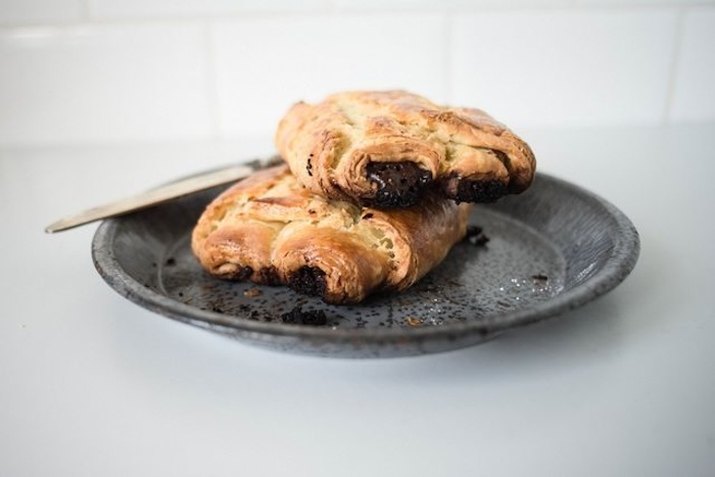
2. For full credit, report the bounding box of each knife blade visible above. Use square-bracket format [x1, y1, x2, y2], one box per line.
[45, 163, 254, 233]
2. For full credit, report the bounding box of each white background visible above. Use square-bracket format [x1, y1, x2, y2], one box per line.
[0, 0, 714, 146]
[1, 0, 714, 476]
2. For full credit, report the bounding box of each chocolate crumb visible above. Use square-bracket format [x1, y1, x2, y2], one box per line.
[211, 306, 223, 313]
[306, 157, 313, 176]
[474, 235, 490, 246]
[464, 225, 490, 247]
[466, 225, 482, 236]
[531, 274, 549, 281]
[280, 307, 327, 326]
[243, 287, 262, 298]
[165, 257, 176, 266]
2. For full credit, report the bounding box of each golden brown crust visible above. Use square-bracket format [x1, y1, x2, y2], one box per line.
[192, 165, 471, 304]
[275, 90, 536, 206]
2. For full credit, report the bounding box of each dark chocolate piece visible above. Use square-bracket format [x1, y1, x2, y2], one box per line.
[288, 266, 327, 299]
[280, 306, 328, 326]
[234, 265, 254, 280]
[364, 161, 432, 208]
[256, 266, 281, 285]
[463, 225, 490, 247]
[440, 174, 507, 203]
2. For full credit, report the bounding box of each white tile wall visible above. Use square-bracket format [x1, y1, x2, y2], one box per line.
[0, 24, 212, 146]
[211, 13, 447, 136]
[92, 0, 715, 14]
[670, 7, 715, 122]
[0, 0, 83, 25]
[334, 0, 712, 9]
[451, 9, 678, 129]
[0, 0, 713, 146]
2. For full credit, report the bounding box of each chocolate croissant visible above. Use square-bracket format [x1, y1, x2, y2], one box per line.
[275, 90, 536, 208]
[192, 165, 471, 304]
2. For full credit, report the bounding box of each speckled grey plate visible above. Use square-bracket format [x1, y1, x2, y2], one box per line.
[92, 169, 639, 358]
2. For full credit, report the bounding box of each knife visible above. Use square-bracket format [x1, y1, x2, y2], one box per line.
[45, 163, 254, 233]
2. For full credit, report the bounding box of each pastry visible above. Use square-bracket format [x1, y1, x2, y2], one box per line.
[275, 90, 536, 207]
[192, 165, 471, 304]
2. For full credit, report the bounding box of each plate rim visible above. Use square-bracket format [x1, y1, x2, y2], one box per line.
[91, 172, 640, 341]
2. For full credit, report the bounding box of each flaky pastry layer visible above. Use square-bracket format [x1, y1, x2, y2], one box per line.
[275, 90, 536, 207]
[192, 165, 471, 304]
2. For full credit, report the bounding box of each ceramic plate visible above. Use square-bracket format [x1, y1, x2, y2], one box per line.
[92, 167, 639, 358]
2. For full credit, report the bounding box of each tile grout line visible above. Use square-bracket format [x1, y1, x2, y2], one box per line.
[662, 7, 687, 125]
[202, 21, 222, 140]
[80, 0, 92, 20]
[0, 2, 712, 30]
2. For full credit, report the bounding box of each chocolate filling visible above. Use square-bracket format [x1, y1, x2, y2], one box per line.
[364, 161, 432, 208]
[256, 266, 281, 285]
[288, 266, 327, 298]
[235, 265, 254, 281]
[440, 175, 508, 203]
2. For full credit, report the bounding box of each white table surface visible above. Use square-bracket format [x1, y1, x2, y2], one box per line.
[1, 124, 714, 477]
